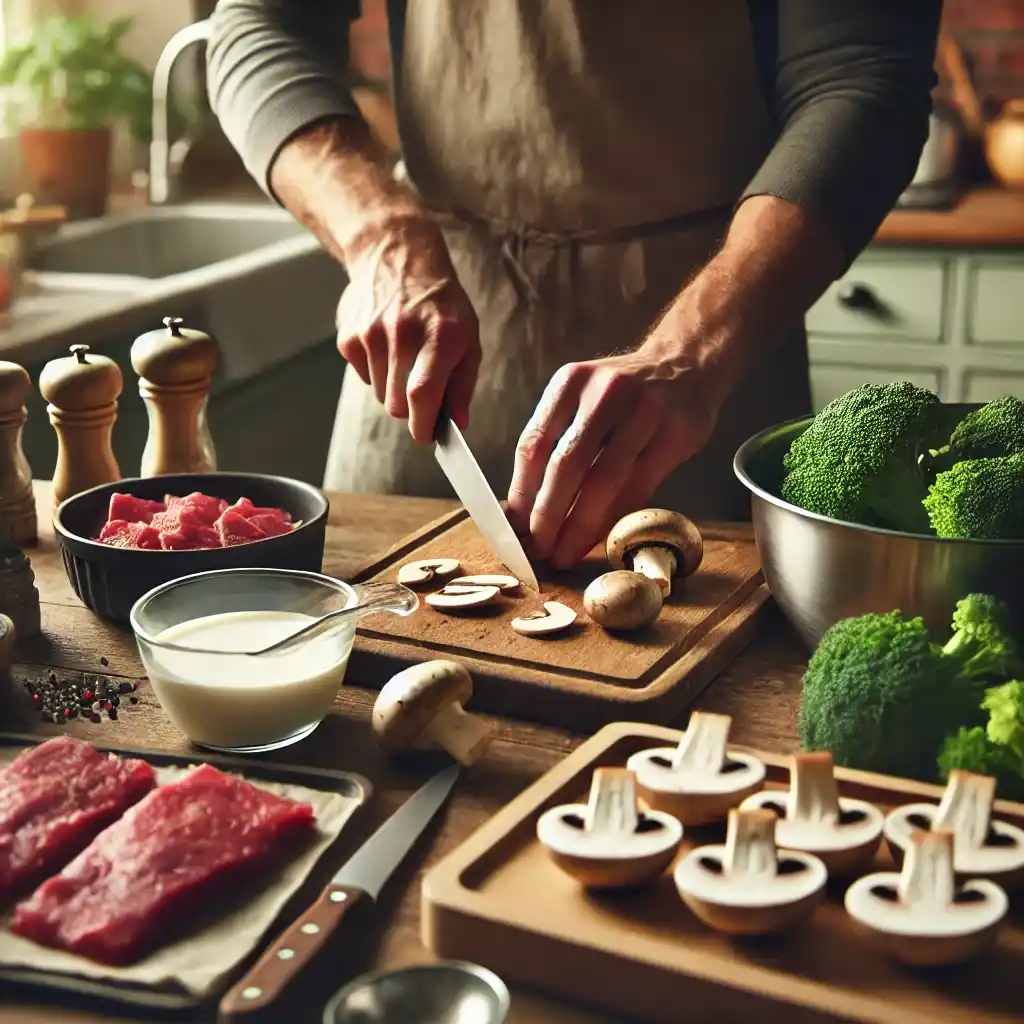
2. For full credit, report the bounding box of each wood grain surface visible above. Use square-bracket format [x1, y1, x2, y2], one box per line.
[2, 482, 810, 1024]
[874, 187, 1024, 247]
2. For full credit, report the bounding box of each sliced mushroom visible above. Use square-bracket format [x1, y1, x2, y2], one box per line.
[449, 574, 521, 592]
[536, 767, 683, 889]
[425, 584, 501, 610]
[583, 570, 663, 631]
[606, 509, 703, 597]
[883, 770, 1024, 890]
[511, 601, 577, 637]
[397, 558, 461, 587]
[626, 711, 765, 825]
[740, 751, 884, 877]
[372, 660, 492, 765]
[845, 828, 1008, 967]
[674, 807, 827, 935]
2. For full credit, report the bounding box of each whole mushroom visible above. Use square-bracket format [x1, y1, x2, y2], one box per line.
[606, 509, 703, 597]
[372, 660, 493, 765]
[584, 571, 663, 631]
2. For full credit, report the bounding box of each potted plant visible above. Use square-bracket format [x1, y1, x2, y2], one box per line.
[0, 15, 152, 217]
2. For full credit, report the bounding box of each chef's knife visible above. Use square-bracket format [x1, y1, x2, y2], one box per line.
[434, 414, 540, 591]
[218, 764, 460, 1022]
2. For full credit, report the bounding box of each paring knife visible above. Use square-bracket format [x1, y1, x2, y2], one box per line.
[218, 764, 460, 1022]
[434, 414, 540, 591]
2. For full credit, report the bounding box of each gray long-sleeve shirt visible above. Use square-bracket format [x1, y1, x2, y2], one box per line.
[206, 0, 942, 261]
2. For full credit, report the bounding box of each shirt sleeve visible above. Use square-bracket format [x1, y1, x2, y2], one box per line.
[741, 0, 943, 264]
[206, 0, 365, 195]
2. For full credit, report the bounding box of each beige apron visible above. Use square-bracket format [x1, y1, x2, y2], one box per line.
[323, 0, 812, 521]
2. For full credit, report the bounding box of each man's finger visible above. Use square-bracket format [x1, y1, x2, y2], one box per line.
[447, 339, 482, 431]
[364, 326, 389, 405]
[338, 333, 370, 385]
[384, 315, 423, 419]
[406, 315, 471, 443]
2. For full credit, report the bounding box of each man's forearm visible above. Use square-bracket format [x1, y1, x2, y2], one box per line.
[647, 195, 843, 404]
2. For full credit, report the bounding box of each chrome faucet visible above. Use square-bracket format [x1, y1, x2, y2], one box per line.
[149, 19, 213, 205]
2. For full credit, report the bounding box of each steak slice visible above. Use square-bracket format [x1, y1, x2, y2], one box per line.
[0, 737, 156, 904]
[10, 763, 317, 965]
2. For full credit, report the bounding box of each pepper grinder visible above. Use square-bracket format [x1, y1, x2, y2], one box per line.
[39, 344, 122, 507]
[131, 316, 218, 477]
[0, 361, 37, 546]
[0, 522, 40, 639]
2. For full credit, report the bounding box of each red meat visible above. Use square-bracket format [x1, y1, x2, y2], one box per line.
[97, 520, 163, 550]
[0, 737, 156, 904]
[10, 763, 317, 965]
[107, 494, 165, 524]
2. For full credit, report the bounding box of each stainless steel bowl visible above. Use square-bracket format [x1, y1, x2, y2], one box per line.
[733, 404, 1024, 649]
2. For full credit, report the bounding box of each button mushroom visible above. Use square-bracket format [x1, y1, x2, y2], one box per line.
[449, 574, 521, 592]
[425, 584, 501, 610]
[536, 767, 683, 889]
[511, 601, 577, 637]
[372, 660, 493, 765]
[883, 770, 1024, 890]
[674, 807, 827, 935]
[740, 751, 884, 877]
[583, 571, 663, 631]
[845, 828, 1008, 967]
[606, 509, 703, 597]
[397, 558, 461, 587]
[626, 711, 765, 826]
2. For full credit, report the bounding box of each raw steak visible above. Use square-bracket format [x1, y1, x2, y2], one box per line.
[10, 763, 317, 965]
[97, 520, 163, 550]
[0, 737, 156, 903]
[107, 494, 165, 524]
[216, 508, 268, 546]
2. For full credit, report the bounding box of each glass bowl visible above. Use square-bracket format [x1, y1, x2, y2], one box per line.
[130, 568, 417, 753]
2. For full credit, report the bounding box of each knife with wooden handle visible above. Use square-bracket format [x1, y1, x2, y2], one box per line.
[218, 764, 460, 1022]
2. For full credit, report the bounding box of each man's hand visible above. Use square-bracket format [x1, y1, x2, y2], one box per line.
[336, 215, 481, 440]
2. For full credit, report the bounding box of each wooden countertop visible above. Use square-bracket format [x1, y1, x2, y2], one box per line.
[4, 483, 807, 1024]
[875, 187, 1024, 248]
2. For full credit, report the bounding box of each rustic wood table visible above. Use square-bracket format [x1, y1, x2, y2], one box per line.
[3, 482, 808, 1024]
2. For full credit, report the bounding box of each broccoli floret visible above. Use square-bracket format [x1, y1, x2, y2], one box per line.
[929, 395, 1024, 473]
[938, 726, 1024, 802]
[941, 593, 1021, 682]
[781, 382, 943, 534]
[982, 679, 1024, 755]
[923, 452, 1024, 539]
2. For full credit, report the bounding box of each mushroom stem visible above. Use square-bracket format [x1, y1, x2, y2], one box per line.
[898, 830, 957, 912]
[723, 808, 778, 878]
[790, 751, 841, 825]
[584, 768, 640, 835]
[671, 711, 729, 775]
[630, 546, 677, 597]
[421, 702, 492, 766]
[933, 770, 996, 851]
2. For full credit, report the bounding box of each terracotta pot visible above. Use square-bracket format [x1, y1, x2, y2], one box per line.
[18, 127, 112, 218]
[985, 99, 1024, 188]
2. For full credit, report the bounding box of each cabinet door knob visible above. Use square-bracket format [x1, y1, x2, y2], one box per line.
[836, 282, 895, 322]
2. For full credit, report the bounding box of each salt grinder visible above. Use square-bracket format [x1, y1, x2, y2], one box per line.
[39, 344, 122, 507]
[0, 361, 37, 546]
[0, 523, 40, 640]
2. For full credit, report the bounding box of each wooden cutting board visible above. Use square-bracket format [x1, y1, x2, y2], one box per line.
[346, 509, 771, 730]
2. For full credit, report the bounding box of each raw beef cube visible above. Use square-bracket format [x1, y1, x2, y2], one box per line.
[10, 763, 316, 965]
[226, 497, 292, 523]
[158, 530, 190, 550]
[97, 520, 162, 550]
[247, 513, 293, 538]
[216, 508, 267, 546]
[166, 492, 226, 525]
[0, 737, 156, 903]
[107, 494, 165, 525]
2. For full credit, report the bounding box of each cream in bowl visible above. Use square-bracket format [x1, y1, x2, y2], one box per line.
[130, 568, 417, 752]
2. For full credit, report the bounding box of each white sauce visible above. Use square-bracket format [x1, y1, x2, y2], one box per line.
[145, 610, 350, 750]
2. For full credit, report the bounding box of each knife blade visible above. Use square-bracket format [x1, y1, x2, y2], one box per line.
[434, 416, 540, 591]
[218, 764, 460, 1022]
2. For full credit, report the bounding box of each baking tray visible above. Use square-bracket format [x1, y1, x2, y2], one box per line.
[0, 732, 372, 1019]
[422, 722, 1024, 1024]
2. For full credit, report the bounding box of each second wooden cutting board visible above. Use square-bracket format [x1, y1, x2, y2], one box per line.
[345, 509, 771, 730]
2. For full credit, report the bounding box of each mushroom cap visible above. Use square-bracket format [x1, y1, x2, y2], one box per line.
[741, 790, 884, 855]
[606, 509, 703, 575]
[627, 745, 766, 798]
[397, 558, 461, 586]
[537, 802, 683, 862]
[511, 601, 577, 636]
[372, 660, 473, 748]
[583, 571, 662, 630]
[425, 585, 500, 609]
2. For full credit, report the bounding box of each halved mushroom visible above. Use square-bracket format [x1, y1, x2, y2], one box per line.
[845, 828, 1008, 967]
[583, 570, 663, 631]
[740, 751, 884, 877]
[606, 509, 703, 597]
[883, 770, 1024, 890]
[372, 660, 493, 765]
[674, 807, 827, 935]
[449, 574, 521, 592]
[626, 711, 765, 825]
[425, 584, 501, 610]
[397, 558, 461, 587]
[536, 767, 683, 889]
[511, 601, 577, 637]
[0, 613, 15, 676]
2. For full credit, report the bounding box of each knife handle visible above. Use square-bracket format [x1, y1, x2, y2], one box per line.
[218, 884, 366, 1022]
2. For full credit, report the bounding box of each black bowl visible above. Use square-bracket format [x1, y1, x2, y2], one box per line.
[54, 472, 330, 622]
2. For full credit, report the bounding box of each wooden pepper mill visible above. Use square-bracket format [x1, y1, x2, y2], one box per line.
[38, 344, 122, 507]
[131, 316, 218, 476]
[0, 361, 37, 546]
[0, 523, 40, 639]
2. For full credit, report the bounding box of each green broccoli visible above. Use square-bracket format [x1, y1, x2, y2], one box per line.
[942, 593, 1021, 682]
[928, 395, 1024, 473]
[982, 679, 1024, 755]
[937, 726, 1024, 803]
[922, 452, 1024, 539]
[781, 381, 943, 534]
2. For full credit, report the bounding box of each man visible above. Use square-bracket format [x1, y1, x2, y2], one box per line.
[207, 1, 942, 567]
